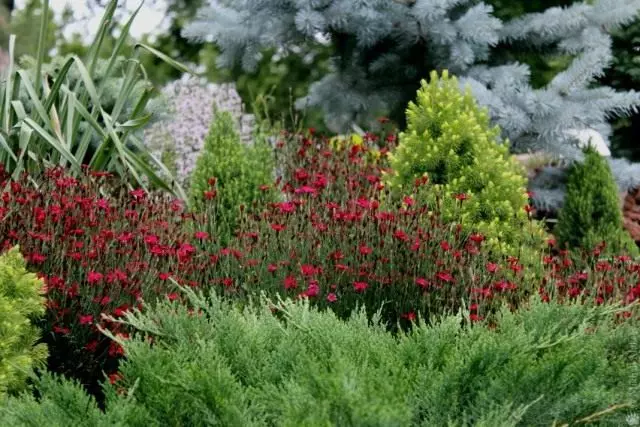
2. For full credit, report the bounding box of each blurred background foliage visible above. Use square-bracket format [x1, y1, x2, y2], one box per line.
[0, 0, 637, 156]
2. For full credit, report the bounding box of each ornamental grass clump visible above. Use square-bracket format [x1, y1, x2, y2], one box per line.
[1, 291, 638, 425]
[387, 70, 547, 257]
[0, 246, 47, 398]
[555, 146, 639, 257]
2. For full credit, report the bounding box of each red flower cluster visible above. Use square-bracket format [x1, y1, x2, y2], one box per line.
[2, 128, 639, 393]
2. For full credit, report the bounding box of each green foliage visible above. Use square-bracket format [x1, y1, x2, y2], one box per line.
[602, 18, 640, 162]
[555, 146, 638, 256]
[1, 289, 638, 425]
[189, 111, 275, 240]
[387, 70, 546, 255]
[0, 0, 189, 200]
[0, 246, 47, 398]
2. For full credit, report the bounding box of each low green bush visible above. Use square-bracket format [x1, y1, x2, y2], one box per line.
[555, 146, 639, 256]
[386, 70, 547, 257]
[0, 247, 47, 399]
[189, 111, 276, 242]
[2, 288, 637, 425]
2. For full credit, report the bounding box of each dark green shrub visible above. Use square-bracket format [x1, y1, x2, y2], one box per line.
[386, 70, 547, 257]
[2, 288, 638, 426]
[555, 146, 638, 256]
[0, 247, 47, 398]
[189, 111, 275, 242]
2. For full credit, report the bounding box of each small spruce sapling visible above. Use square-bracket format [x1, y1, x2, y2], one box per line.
[554, 146, 639, 256]
[189, 111, 275, 242]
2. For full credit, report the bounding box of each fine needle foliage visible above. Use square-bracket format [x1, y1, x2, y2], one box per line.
[0, 246, 47, 399]
[387, 70, 546, 256]
[189, 111, 275, 243]
[0, 0, 190, 200]
[555, 145, 639, 256]
[0, 288, 638, 426]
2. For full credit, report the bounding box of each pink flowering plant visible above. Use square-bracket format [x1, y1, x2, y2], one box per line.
[2, 128, 640, 397]
[0, 166, 195, 392]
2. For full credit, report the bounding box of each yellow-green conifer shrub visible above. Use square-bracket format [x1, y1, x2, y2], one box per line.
[387, 70, 546, 256]
[0, 247, 47, 398]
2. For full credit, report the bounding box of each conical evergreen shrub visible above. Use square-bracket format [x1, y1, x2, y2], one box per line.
[189, 111, 275, 242]
[555, 146, 638, 256]
[387, 70, 546, 256]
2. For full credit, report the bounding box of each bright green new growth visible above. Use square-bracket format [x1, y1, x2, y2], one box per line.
[1, 288, 638, 425]
[388, 70, 545, 253]
[0, 247, 47, 398]
[555, 146, 638, 256]
[189, 111, 275, 238]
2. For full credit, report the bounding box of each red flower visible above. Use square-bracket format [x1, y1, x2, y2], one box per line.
[328, 250, 344, 261]
[415, 277, 430, 289]
[469, 233, 484, 243]
[353, 281, 368, 292]
[294, 186, 316, 195]
[294, 168, 309, 182]
[268, 264, 278, 273]
[440, 240, 451, 251]
[30, 253, 46, 264]
[402, 196, 415, 207]
[129, 188, 146, 200]
[108, 372, 123, 384]
[53, 325, 70, 335]
[326, 293, 338, 302]
[485, 262, 499, 273]
[222, 278, 234, 287]
[494, 280, 517, 292]
[79, 314, 93, 325]
[194, 231, 209, 240]
[113, 305, 129, 317]
[108, 341, 125, 357]
[204, 190, 217, 200]
[305, 281, 320, 298]
[300, 264, 320, 276]
[524, 204, 535, 214]
[454, 193, 469, 201]
[270, 223, 286, 232]
[284, 275, 298, 290]
[87, 271, 103, 284]
[393, 229, 409, 242]
[356, 198, 372, 209]
[84, 340, 98, 352]
[359, 245, 372, 255]
[277, 201, 296, 214]
[166, 292, 179, 301]
[436, 271, 454, 282]
[97, 198, 110, 210]
[469, 313, 483, 322]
